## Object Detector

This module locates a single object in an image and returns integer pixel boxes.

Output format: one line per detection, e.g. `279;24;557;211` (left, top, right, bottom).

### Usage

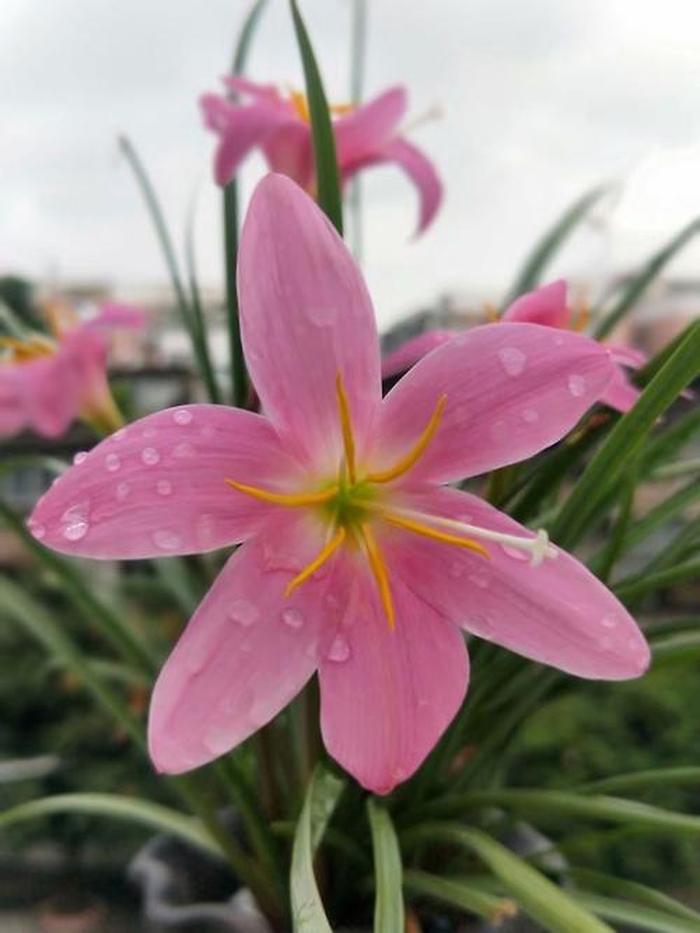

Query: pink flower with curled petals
200;78;442;235
0;301;145;439
28;176;649;795
383;281;647;414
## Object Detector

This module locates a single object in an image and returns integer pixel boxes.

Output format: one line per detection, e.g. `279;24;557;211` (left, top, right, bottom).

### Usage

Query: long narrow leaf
568;868;700;923
406;824;611;932
581;766;700;796
503;184;613;307
367;799;404;933
553;321;700;548
594;217;700;339
0;793;220;857
289;0;343;233
573;892;700;933
403;870;517;925
290;766;345;932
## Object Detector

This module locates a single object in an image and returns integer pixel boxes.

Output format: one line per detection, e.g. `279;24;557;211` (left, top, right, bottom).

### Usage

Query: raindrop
63;521;88;542
553;335;565;347
281;608;304;629
173;442;196;459
105;453;121;472
468;571;489;589
500;544;529;562
306;306;334;326
141;447;160;466
249;695;278;727
392;766;408;783
449;561;465;578
111;427;127;442
204;725;234;756
490;420;507;442
228;600;259;628
156;479;172;496
73;451;88;465
601;614;618;629
27;520;45;539
173;408;193;426
61;502;89;523
568;374;586;397
497;346;526;377
152;529;181;551
327;634;351;662
142;426;157;439
116;482;130;501
522;408;539;423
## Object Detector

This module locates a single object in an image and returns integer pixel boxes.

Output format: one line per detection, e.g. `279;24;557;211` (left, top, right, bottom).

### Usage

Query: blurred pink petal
334;87;407;163
502;280;571;329
373;137;444;235
375;322;613;484
85;301;146;331
607;343;648;369
382;330;456;381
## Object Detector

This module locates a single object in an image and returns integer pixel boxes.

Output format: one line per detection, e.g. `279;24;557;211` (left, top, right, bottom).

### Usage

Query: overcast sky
3;0;700;328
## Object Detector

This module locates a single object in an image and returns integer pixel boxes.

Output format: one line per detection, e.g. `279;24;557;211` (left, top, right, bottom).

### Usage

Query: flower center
0;335;54;366
288;89;354;124
227;373;555;628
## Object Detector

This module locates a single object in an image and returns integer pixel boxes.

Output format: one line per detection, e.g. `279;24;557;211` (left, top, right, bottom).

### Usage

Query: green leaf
403;870;517;925
614;557;700;604
406;824;611;932
427;789;700;839
650;632;700;664
614;477;700;560
573;892;700;933
581;766;700;796
0;793;220;857
502;184;613;306
553;321;700;548
289;0;343;234
568;868;700;924
290;766;345;932
367;799;404;933
594;216;700;339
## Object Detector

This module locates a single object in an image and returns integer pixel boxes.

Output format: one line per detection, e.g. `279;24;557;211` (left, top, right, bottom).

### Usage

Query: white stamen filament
400;104;443;135
388;506;557;567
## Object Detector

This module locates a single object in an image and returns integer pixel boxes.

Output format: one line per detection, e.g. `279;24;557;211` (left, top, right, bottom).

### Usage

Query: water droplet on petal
306;306;334;326
173;442;196;459
63;521;88;541
554;335;565;347
568;374;586;397
522;408;539;423
152;529;181;551
281;608;304;629
142;426;157;439
156;479;172;496
27;519;46;539
173;408;193;425
228;600;258;628
200;424;215;439
105;453;121;472
111;427;127;442
490;420;507;442
449;561;465;578
497;346;526;376
601;614;618;629
249;694;279;727
204;724;235;756
468;571;490;589
392;765;408;783
141;447;160;466
116;482;130;501
327;634;351;663
61;502;89;523
73;451;88;465
500;544;529;562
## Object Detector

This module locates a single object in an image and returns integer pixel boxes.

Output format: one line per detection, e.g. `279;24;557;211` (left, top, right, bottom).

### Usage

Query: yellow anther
381;511;490;560
0;335;53;362
359;523;395;630
285;526;346;596
335;373;357;484
226;478;337;507
571;300;590;332
484;301;500;323
365;394;447;485
289;90;310;122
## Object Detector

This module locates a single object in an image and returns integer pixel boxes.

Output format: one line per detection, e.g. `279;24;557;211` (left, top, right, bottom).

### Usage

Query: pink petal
149;512;341;773
0;370;24;437
334;87;408;166
16;352;82;438
376;137;443;235
222;76;284;105
382;330;457;381
601;366;641;413
502;280;571;329
319;571;468;795
85;302;146;331
28;405;301;559
200;96;294;187
384;486;650;680
263;123;313;189
607;343;648;369
373;322;614;484
238;174;382;471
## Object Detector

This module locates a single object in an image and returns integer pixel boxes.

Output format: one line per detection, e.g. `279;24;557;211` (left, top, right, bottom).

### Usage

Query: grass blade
367;799;404;933
403;870;517;925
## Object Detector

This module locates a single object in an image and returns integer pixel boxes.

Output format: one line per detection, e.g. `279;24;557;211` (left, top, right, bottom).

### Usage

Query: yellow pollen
365;394;447;485
335;373;357;484
359;523;395;630
225;478;337;507
381;510;490;560
288;89;353;123
285;526;346;596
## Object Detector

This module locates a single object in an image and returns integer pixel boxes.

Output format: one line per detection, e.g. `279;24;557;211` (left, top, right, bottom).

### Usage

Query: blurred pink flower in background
383;280;646;413
0;301;144;439
201;78;442;234
28;176;649;795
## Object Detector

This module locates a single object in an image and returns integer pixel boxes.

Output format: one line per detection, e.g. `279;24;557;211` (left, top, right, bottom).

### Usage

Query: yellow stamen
335;373;357;484
289;90;310;122
381;511;490;560
571;300;590;332
484;301;500;323
359;523;395;630
285;526;346;596
226;478;337;507
0;335;53;362
365;394;447;485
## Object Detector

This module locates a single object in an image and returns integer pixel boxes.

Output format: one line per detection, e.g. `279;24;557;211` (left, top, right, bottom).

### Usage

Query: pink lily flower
0;301;144;439
382;281;647;414
200;77;442;235
28;176;649;795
